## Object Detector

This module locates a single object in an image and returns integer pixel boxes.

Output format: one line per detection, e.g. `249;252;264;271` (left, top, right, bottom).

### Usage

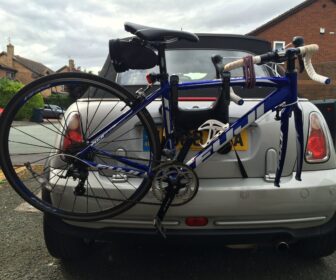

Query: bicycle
0;23;330;230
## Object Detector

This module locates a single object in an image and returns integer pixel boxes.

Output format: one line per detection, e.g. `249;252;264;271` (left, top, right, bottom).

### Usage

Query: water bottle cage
197;119;229;148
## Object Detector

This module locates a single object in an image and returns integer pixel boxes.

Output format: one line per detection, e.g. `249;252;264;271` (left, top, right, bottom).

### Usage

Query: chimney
69;59;75;71
6;43;14;67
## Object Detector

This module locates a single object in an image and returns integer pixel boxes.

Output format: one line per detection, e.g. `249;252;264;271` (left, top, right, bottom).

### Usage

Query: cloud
0;0;304;73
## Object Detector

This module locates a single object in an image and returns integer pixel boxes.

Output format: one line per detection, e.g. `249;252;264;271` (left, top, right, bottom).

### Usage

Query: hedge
44;93;72;109
0;78;44;120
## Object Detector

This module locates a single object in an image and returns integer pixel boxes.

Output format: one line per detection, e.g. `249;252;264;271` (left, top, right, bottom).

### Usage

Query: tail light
305;112;329;163
62;113;84;151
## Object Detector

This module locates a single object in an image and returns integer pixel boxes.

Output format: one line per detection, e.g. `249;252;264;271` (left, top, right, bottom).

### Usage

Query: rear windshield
117;49;269;85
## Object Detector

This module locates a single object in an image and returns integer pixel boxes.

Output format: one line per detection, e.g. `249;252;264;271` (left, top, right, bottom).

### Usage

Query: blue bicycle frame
77;71;304;187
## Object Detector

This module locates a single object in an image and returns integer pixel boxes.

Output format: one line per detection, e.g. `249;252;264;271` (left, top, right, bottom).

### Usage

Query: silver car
43;34;336;260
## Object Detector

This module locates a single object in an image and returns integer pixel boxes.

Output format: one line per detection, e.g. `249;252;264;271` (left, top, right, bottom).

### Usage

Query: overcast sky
0;0;304;73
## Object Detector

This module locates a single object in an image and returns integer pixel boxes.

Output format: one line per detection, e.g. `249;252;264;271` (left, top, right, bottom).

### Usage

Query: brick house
0;43;54;84
247;0;336;100
56;59;81;73
0;63;16;79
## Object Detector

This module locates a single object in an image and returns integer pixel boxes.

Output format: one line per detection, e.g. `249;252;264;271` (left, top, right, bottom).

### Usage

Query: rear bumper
57;169;336;231
45;169;336;244
46;168;336;245
44;211;336;245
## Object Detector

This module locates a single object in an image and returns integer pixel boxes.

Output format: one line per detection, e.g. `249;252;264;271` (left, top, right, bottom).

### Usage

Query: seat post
157;44;168;86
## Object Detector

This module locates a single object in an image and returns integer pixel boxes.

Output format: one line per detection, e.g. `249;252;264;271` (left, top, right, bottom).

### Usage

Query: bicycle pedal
198;119;229;147
153;217;167;239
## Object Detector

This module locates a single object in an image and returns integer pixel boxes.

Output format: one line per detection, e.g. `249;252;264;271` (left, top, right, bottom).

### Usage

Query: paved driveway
1;182;336;280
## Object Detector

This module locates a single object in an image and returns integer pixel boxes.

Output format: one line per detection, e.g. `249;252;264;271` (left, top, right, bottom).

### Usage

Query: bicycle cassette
152;162;199;206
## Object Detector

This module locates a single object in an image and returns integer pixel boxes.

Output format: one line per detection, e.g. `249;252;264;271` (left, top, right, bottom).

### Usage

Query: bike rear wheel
0;72;160;221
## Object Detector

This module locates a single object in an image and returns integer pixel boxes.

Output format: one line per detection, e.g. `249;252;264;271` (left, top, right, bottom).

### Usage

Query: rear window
117;49;269;85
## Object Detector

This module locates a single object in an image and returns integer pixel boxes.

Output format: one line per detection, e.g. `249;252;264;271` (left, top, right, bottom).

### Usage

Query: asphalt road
1;181;336;280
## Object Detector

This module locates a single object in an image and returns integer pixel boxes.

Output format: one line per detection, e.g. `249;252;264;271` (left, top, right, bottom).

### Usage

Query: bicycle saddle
124;22;199;43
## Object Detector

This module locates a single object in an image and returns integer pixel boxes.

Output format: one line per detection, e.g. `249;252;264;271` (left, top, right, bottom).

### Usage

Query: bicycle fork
274;103;304;187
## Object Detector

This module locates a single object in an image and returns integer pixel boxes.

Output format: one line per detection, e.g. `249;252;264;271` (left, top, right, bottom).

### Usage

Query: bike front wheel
0;72;160;221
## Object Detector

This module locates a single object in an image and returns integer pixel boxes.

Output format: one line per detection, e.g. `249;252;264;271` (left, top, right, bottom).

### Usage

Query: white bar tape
230;87;244;105
224;56;261;71
223;44;331;85
299;44;331;85
298;44;319;56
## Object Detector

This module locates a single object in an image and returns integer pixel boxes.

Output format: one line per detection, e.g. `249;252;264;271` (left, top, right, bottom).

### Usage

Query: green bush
0;78;44;120
0;78;23;107
17;92;44;120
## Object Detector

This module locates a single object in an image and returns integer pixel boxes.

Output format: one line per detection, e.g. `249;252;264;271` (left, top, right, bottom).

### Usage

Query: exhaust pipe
276;241;289;251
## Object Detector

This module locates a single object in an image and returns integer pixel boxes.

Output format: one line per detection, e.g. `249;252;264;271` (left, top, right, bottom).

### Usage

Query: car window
117;49;268;85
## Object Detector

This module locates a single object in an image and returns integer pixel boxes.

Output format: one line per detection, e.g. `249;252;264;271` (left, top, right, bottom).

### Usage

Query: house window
6;71;15;80
273;41;285;51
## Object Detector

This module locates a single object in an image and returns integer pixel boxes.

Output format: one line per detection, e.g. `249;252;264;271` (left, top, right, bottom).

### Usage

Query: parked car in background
42;104;64;119
37;34;336;260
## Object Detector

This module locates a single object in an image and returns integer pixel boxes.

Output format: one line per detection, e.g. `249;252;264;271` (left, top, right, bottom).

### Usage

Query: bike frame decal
186;84;290;169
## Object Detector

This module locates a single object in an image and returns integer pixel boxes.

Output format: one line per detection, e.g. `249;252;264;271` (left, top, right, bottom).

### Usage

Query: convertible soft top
99;34;271;82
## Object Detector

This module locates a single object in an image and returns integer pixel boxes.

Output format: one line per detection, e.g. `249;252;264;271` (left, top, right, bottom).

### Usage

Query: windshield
117;49;268;85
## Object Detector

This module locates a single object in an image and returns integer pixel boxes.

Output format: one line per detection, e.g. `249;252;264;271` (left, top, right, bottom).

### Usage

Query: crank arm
153;182;179;238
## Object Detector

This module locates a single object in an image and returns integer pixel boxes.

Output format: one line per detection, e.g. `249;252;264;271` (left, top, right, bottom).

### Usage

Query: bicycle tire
0;72;160;221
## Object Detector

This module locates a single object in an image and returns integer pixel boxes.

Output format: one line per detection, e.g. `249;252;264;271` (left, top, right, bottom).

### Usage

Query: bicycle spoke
57;177;70;209
98;126;137;150
44;98;68;135
11;127;60;151
1;73;159;220
91;171;118;204
85;91;108;139
37;121;66;138
74;99;85;139
96;153;152;163
71;192;78;213
87;180;103;212
10;152;52;156
19;163;68;184
31;168;64;195
89;101;120;136
100;137;142;145
8;140;62;152
25;154;61;165
85;88;90;139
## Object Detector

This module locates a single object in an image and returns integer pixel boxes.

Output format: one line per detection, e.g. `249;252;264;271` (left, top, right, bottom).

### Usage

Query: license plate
143;128;248;151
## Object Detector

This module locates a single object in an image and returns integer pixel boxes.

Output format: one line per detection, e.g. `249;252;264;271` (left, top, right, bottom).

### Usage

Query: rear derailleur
65;163;88;196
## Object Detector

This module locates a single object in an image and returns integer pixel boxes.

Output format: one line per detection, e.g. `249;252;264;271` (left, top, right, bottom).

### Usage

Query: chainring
151;162;199;206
